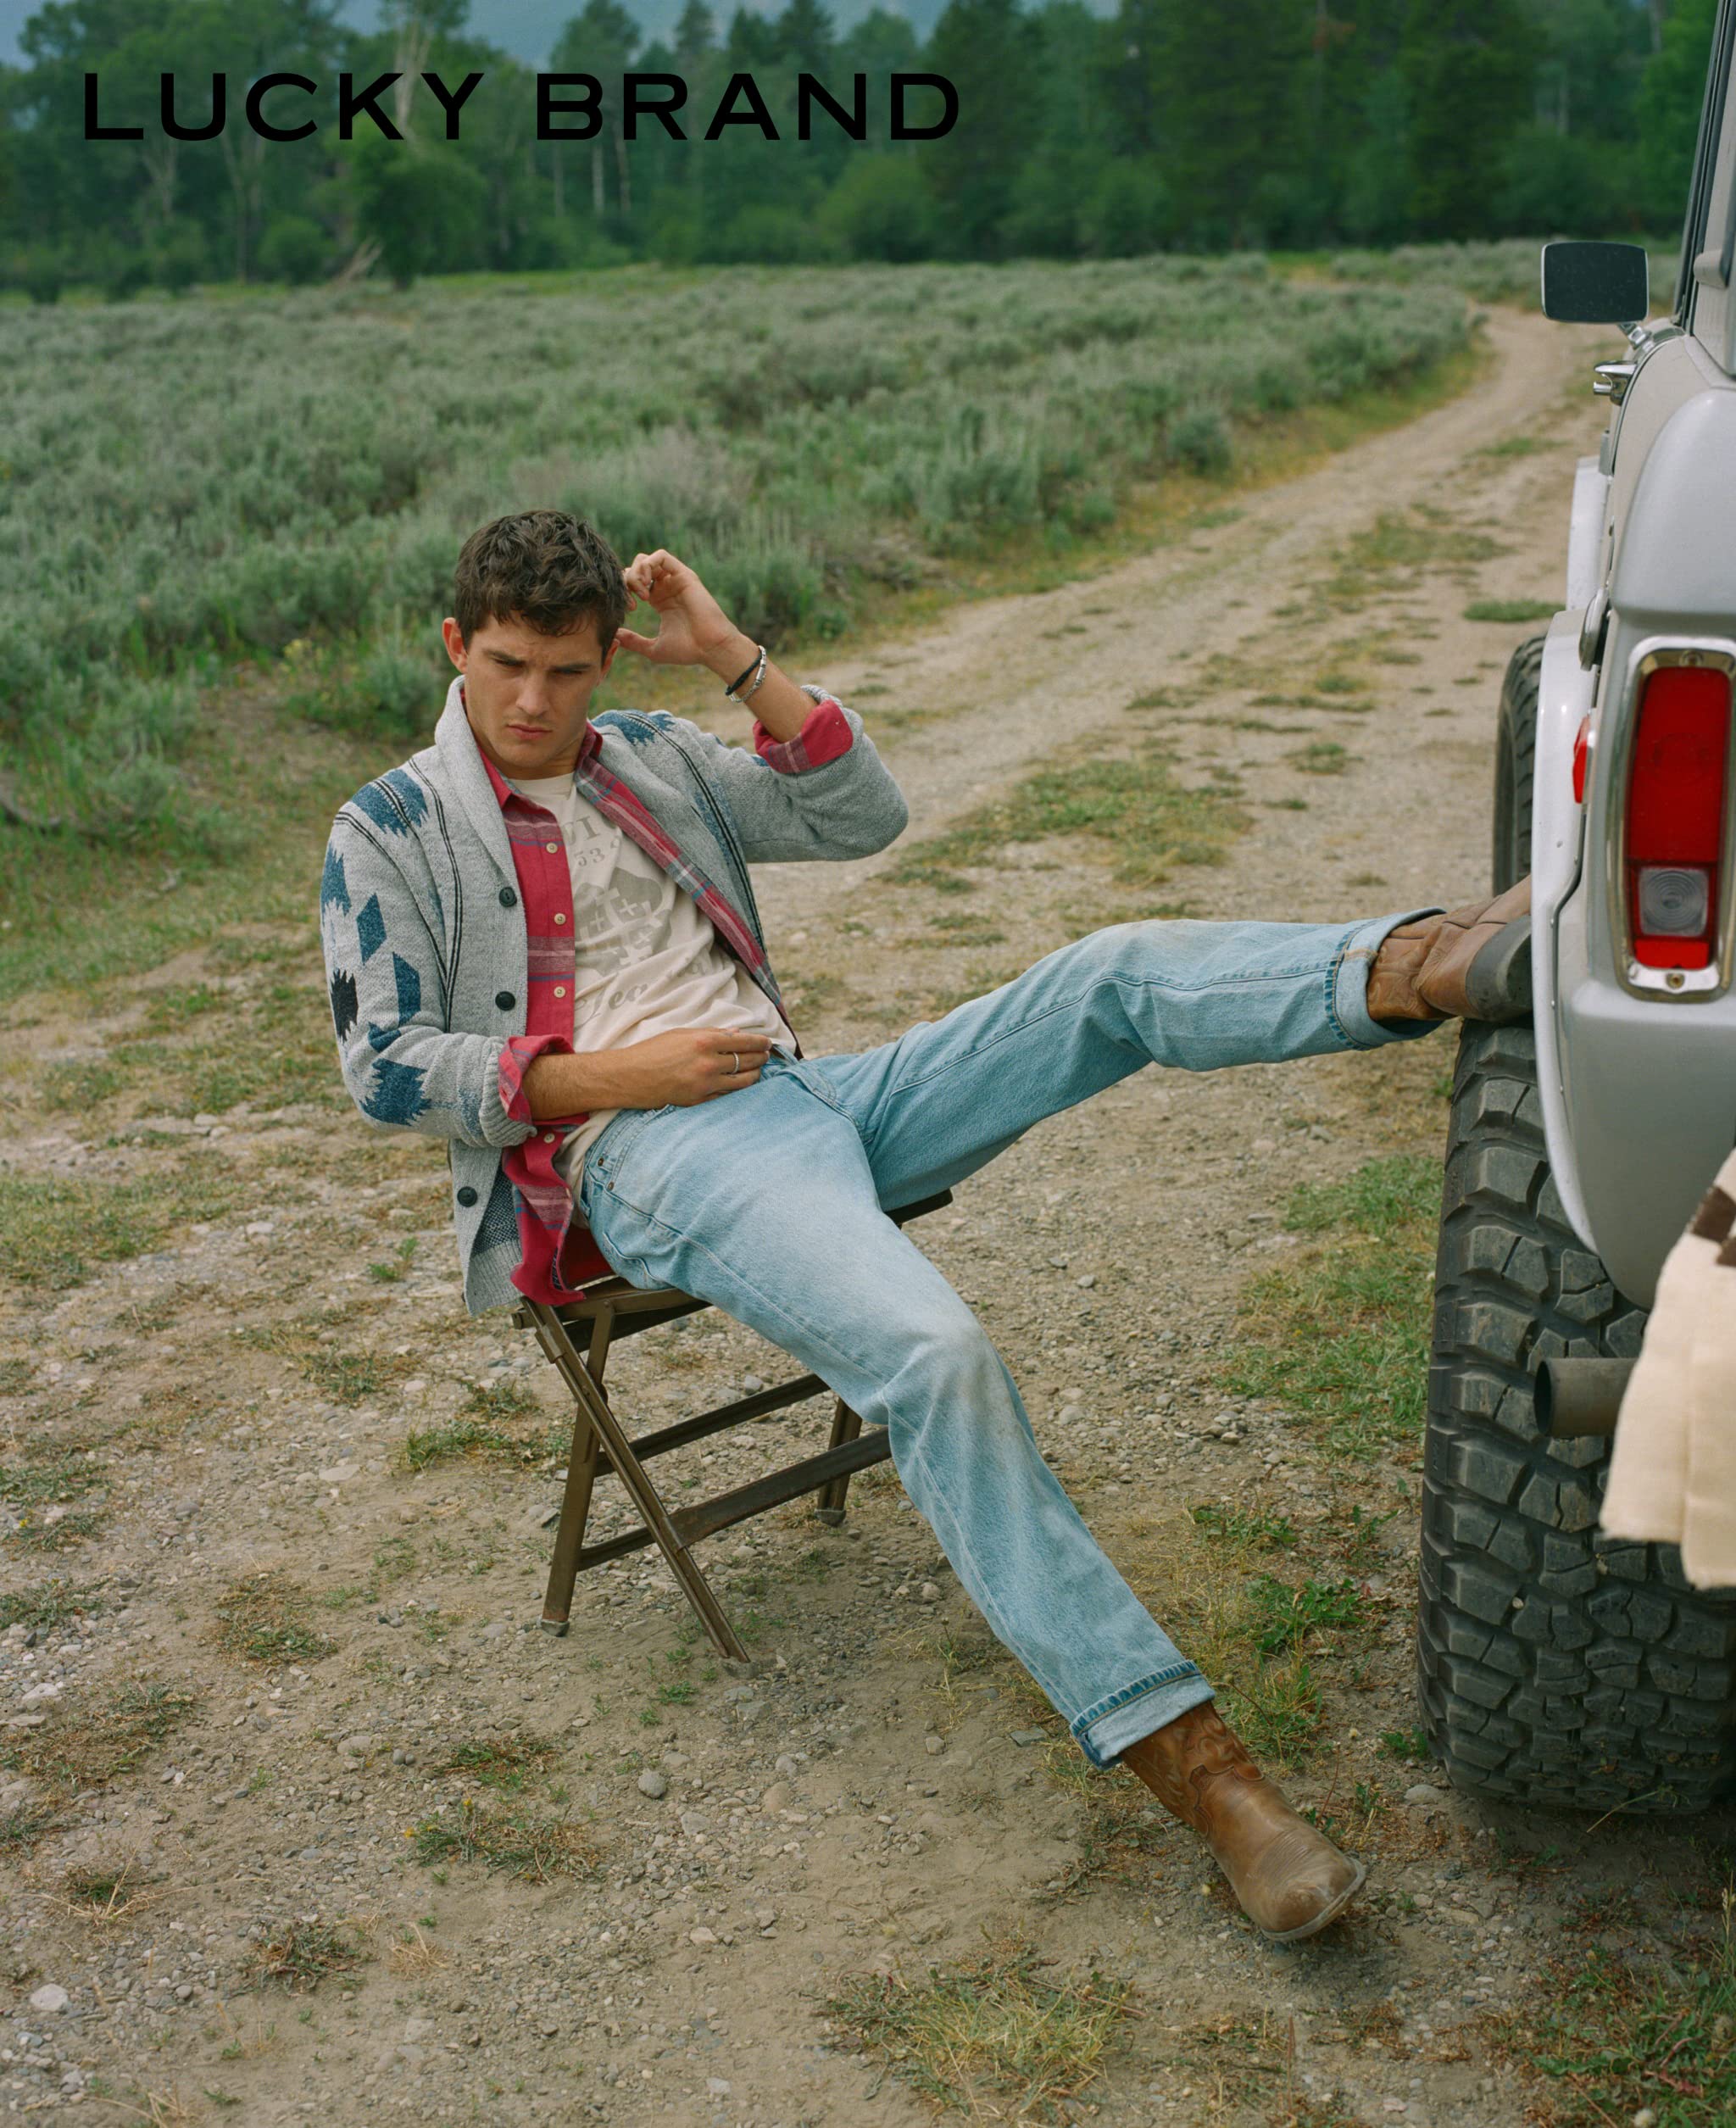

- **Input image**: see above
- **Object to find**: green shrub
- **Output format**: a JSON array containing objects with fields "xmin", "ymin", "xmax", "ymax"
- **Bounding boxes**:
[{"xmin": 258, "ymin": 214, "xmax": 331, "ymax": 287}]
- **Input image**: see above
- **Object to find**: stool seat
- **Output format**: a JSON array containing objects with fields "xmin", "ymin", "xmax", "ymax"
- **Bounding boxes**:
[{"xmin": 514, "ymin": 1188, "xmax": 953, "ymax": 1659}]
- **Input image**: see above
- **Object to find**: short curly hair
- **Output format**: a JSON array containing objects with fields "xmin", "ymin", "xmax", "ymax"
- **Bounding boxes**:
[{"xmin": 451, "ymin": 510, "xmax": 629, "ymax": 652}]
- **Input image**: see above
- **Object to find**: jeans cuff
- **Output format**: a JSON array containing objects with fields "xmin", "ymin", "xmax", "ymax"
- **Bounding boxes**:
[
  {"xmin": 1329, "ymin": 906, "xmax": 1449, "ymax": 1050},
  {"xmin": 1071, "ymin": 1663, "xmax": 1216, "ymax": 1768}
]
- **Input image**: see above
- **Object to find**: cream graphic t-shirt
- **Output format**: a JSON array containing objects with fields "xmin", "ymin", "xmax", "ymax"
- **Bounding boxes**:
[{"xmin": 504, "ymin": 772, "xmax": 791, "ymax": 1187}]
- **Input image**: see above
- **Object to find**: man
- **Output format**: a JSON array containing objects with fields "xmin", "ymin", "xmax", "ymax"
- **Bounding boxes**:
[{"xmin": 320, "ymin": 510, "xmax": 1528, "ymax": 1943}]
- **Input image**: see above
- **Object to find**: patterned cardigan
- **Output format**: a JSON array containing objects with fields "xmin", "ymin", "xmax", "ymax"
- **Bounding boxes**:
[{"xmin": 319, "ymin": 676, "xmax": 909, "ymax": 1315}]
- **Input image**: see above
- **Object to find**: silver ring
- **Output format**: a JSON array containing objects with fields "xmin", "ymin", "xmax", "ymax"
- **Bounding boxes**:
[{"xmin": 730, "ymin": 1051, "xmax": 740, "ymax": 1077}]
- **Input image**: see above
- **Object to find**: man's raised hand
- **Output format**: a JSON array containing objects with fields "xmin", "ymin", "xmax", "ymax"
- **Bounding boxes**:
[{"xmin": 614, "ymin": 550, "xmax": 745, "ymax": 671}]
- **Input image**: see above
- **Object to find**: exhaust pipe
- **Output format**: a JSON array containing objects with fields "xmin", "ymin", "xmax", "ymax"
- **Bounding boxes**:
[{"xmin": 1535, "ymin": 1357, "xmax": 1636, "ymax": 1439}]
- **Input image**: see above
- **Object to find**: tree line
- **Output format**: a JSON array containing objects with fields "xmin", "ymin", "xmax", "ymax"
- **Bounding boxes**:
[{"xmin": 0, "ymin": 0, "xmax": 1721, "ymax": 299}]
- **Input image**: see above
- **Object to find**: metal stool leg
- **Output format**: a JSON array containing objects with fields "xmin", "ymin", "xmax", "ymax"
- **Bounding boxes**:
[{"xmin": 814, "ymin": 1396, "xmax": 864, "ymax": 1524}]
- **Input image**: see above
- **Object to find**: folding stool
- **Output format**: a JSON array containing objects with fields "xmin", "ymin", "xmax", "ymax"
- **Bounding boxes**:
[{"xmin": 513, "ymin": 1188, "xmax": 954, "ymax": 1661}]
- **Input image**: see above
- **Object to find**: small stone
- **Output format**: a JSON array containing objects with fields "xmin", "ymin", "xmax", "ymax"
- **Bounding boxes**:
[
  {"xmin": 924, "ymin": 1734, "xmax": 945, "ymax": 1757},
  {"xmin": 706, "ymin": 2077, "xmax": 732, "ymax": 2097},
  {"xmin": 760, "ymin": 1781, "xmax": 790, "ymax": 1813},
  {"xmin": 29, "ymin": 1985, "xmax": 69, "ymax": 2015},
  {"xmin": 526, "ymin": 1503, "xmax": 560, "ymax": 1529},
  {"xmin": 404, "ymin": 2016, "xmax": 435, "ymax": 2042},
  {"xmin": 481, "ymin": 1621, "xmax": 509, "ymax": 1641},
  {"xmin": 1009, "ymin": 1728, "xmax": 1046, "ymax": 1746},
  {"xmin": 637, "ymin": 1769, "xmax": 669, "ymax": 1799},
  {"xmin": 752, "ymin": 1907, "xmax": 776, "ymax": 1929},
  {"xmin": 1058, "ymin": 1402, "xmax": 1084, "ymax": 1425},
  {"xmin": 340, "ymin": 1733, "xmax": 375, "ymax": 1758},
  {"xmin": 1076, "ymin": 1274, "xmax": 1096, "ymax": 1289},
  {"xmin": 773, "ymin": 1753, "xmax": 799, "ymax": 1777},
  {"xmin": 680, "ymin": 1811, "xmax": 709, "ymax": 1838},
  {"xmin": 741, "ymin": 1375, "xmax": 765, "ymax": 1394},
  {"xmin": 1632, "ymin": 2112, "xmax": 1657, "ymax": 2128},
  {"xmin": 919, "ymin": 1582, "xmax": 939, "ymax": 1604},
  {"xmin": 1404, "ymin": 1784, "xmax": 1445, "ymax": 1811},
  {"xmin": 689, "ymin": 1927, "xmax": 717, "ymax": 1946}
]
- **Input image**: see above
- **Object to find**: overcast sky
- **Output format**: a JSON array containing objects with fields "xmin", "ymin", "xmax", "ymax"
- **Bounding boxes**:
[{"xmin": 0, "ymin": 0, "xmax": 990, "ymax": 73}]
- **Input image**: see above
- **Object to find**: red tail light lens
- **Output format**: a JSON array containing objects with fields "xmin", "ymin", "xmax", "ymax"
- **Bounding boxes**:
[{"xmin": 1625, "ymin": 663, "xmax": 1730, "ymax": 970}]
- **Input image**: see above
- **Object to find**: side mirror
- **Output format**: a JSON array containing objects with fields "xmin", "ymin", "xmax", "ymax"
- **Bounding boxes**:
[{"xmin": 1541, "ymin": 240, "xmax": 1650, "ymax": 325}]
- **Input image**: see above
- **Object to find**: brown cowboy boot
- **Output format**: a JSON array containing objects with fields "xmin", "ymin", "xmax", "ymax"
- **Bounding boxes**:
[
  {"xmin": 1366, "ymin": 877, "xmax": 1532, "ymax": 1025},
  {"xmin": 1121, "ymin": 1701, "xmax": 1366, "ymax": 1941}
]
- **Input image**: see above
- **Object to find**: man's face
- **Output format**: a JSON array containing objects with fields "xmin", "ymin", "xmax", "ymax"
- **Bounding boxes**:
[{"xmin": 442, "ymin": 610, "xmax": 617, "ymax": 780}]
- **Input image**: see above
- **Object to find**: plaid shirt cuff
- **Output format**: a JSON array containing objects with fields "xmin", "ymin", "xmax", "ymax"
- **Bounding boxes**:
[
  {"xmin": 496, "ymin": 1031, "xmax": 583, "ymax": 1133},
  {"xmin": 753, "ymin": 689, "xmax": 853, "ymax": 773}
]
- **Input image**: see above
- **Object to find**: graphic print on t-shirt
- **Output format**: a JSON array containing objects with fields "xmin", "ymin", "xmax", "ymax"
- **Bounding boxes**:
[{"xmin": 571, "ymin": 835, "xmax": 714, "ymax": 1029}]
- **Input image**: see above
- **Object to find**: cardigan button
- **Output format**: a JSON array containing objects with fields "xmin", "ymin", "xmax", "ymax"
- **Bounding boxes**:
[
  {"xmin": 498, "ymin": 886, "xmax": 518, "ymax": 908},
  {"xmin": 455, "ymin": 1185, "xmax": 478, "ymax": 1208},
  {"xmin": 495, "ymin": 989, "xmax": 515, "ymax": 1011}
]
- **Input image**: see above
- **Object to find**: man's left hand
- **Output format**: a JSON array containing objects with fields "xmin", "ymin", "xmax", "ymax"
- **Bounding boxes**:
[{"xmin": 615, "ymin": 549, "xmax": 748, "ymax": 675}]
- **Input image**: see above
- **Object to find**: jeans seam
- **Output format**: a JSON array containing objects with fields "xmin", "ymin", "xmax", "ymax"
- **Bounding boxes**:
[{"xmin": 859, "ymin": 962, "xmax": 1340, "ymax": 1150}]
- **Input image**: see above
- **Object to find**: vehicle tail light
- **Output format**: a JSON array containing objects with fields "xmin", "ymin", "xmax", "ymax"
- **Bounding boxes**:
[{"xmin": 1624, "ymin": 662, "xmax": 1731, "ymax": 971}]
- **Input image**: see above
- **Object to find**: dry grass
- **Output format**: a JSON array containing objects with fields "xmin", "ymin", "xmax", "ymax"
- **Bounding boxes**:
[
  {"xmin": 211, "ymin": 1572, "xmax": 337, "ymax": 1668},
  {"xmin": 252, "ymin": 1918, "xmax": 370, "ymax": 1993},
  {"xmin": 387, "ymin": 1923, "xmax": 452, "ymax": 1977},
  {"xmin": 429, "ymin": 1732, "xmax": 559, "ymax": 1793},
  {"xmin": 55, "ymin": 1861, "xmax": 159, "ymax": 1924},
  {"xmin": 409, "ymin": 1798, "xmax": 600, "ymax": 1882},
  {"xmin": 0, "ymin": 1680, "xmax": 198, "ymax": 1793},
  {"xmin": 825, "ymin": 1933, "xmax": 1138, "ymax": 2118}
]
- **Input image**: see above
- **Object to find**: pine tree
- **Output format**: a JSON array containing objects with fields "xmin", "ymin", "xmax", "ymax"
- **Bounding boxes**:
[
  {"xmin": 1138, "ymin": 0, "xmax": 1312, "ymax": 248},
  {"xmin": 1400, "ymin": 0, "xmax": 1541, "ymax": 237},
  {"xmin": 772, "ymin": 0, "xmax": 837, "ymax": 72},
  {"xmin": 673, "ymin": 1, "xmax": 717, "ymax": 69},
  {"xmin": 920, "ymin": 0, "xmax": 1044, "ymax": 258}
]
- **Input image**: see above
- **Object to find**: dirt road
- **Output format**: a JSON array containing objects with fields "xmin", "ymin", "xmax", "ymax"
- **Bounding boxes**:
[{"xmin": 3, "ymin": 306, "xmax": 1728, "ymax": 2128}]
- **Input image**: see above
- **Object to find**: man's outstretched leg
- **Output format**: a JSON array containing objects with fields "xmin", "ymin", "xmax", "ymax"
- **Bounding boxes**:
[
  {"xmin": 577, "ymin": 892, "xmax": 1527, "ymax": 1938},
  {"xmin": 787, "ymin": 887, "xmax": 1527, "ymax": 1935}
]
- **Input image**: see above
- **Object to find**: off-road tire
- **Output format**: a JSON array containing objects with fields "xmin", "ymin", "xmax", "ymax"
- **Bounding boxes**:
[
  {"xmin": 1491, "ymin": 635, "xmax": 1542, "ymax": 895},
  {"xmin": 1419, "ymin": 1022, "xmax": 1736, "ymax": 1811},
  {"xmin": 1417, "ymin": 634, "xmax": 1736, "ymax": 1813}
]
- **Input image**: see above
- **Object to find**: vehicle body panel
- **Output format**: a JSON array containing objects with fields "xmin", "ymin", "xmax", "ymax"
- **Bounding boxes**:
[{"xmin": 1535, "ymin": 351, "xmax": 1736, "ymax": 1309}]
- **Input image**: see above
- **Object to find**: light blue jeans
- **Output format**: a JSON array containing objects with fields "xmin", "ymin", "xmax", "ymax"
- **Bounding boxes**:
[{"xmin": 576, "ymin": 913, "xmax": 1439, "ymax": 1767}]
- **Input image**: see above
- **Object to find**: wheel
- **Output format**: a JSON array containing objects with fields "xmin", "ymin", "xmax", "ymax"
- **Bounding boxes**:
[
  {"xmin": 1491, "ymin": 635, "xmax": 1542, "ymax": 894},
  {"xmin": 1417, "ymin": 1025, "xmax": 1736, "ymax": 1812}
]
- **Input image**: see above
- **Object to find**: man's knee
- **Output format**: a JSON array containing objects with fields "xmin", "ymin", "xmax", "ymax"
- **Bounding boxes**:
[{"xmin": 880, "ymin": 1302, "xmax": 1008, "ymax": 1423}]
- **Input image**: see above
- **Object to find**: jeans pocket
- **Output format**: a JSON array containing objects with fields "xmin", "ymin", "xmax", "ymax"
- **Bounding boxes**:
[{"xmin": 584, "ymin": 1106, "xmax": 668, "ymax": 1199}]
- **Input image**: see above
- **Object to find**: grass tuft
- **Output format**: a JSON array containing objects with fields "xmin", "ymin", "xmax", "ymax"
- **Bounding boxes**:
[
  {"xmin": 430, "ymin": 1733, "xmax": 558, "ymax": 1794},
  {"xmin": 891, "ymin": 744, "xmax": 1248, "ymax": 893},
  {"xmin": 1464, "ymin": 599, "xmax": 1555, "ymax": 623},
  {"xmin": 408, "ymin": 1798, "xmax": 599, "ymax": 1882},
  {"xmin": 0, "ymin": 1680, "xmax": 198, "ymax": 1794},
  {"xmin": 0, "ymin": 1162, "xmax": 240, "ymax": 1292},
  {"xmin": 0, "ymin": 1581, "xmax": 108, "ymax": 1631},
  {"xmin": 212, "ymin": 1573, "xmax": 337, "ymax": 1667},
  {"xmin": 826, "ymin": 1936, "xmax": 1137, "ymax": 2117},
  {"xmin": 1227, "ymin": 1153, "xmax": 1437, "ymax": 1459},
  {"xmin": 253, "ymin": 1919, "xmax": 369, "ymax": 1994},
  {"xmin": 1476, "ymin": 1919, "xmax": 1736, "ymax": 2128}
]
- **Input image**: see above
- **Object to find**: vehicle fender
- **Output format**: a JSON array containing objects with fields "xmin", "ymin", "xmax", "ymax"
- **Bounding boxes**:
[
  {"xmin": 1565, "ymin": 454, "xmax": 1610, "ymax": 613},
  {"xmin": 1532, "ymin": 613, "xmax": 1599, "ymax": 1256}
]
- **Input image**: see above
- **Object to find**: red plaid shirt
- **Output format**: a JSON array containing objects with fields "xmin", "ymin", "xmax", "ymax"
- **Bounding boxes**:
[{"xmin": 476, "ymin": 687, "xmax": 854, "ymax": 1305}]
